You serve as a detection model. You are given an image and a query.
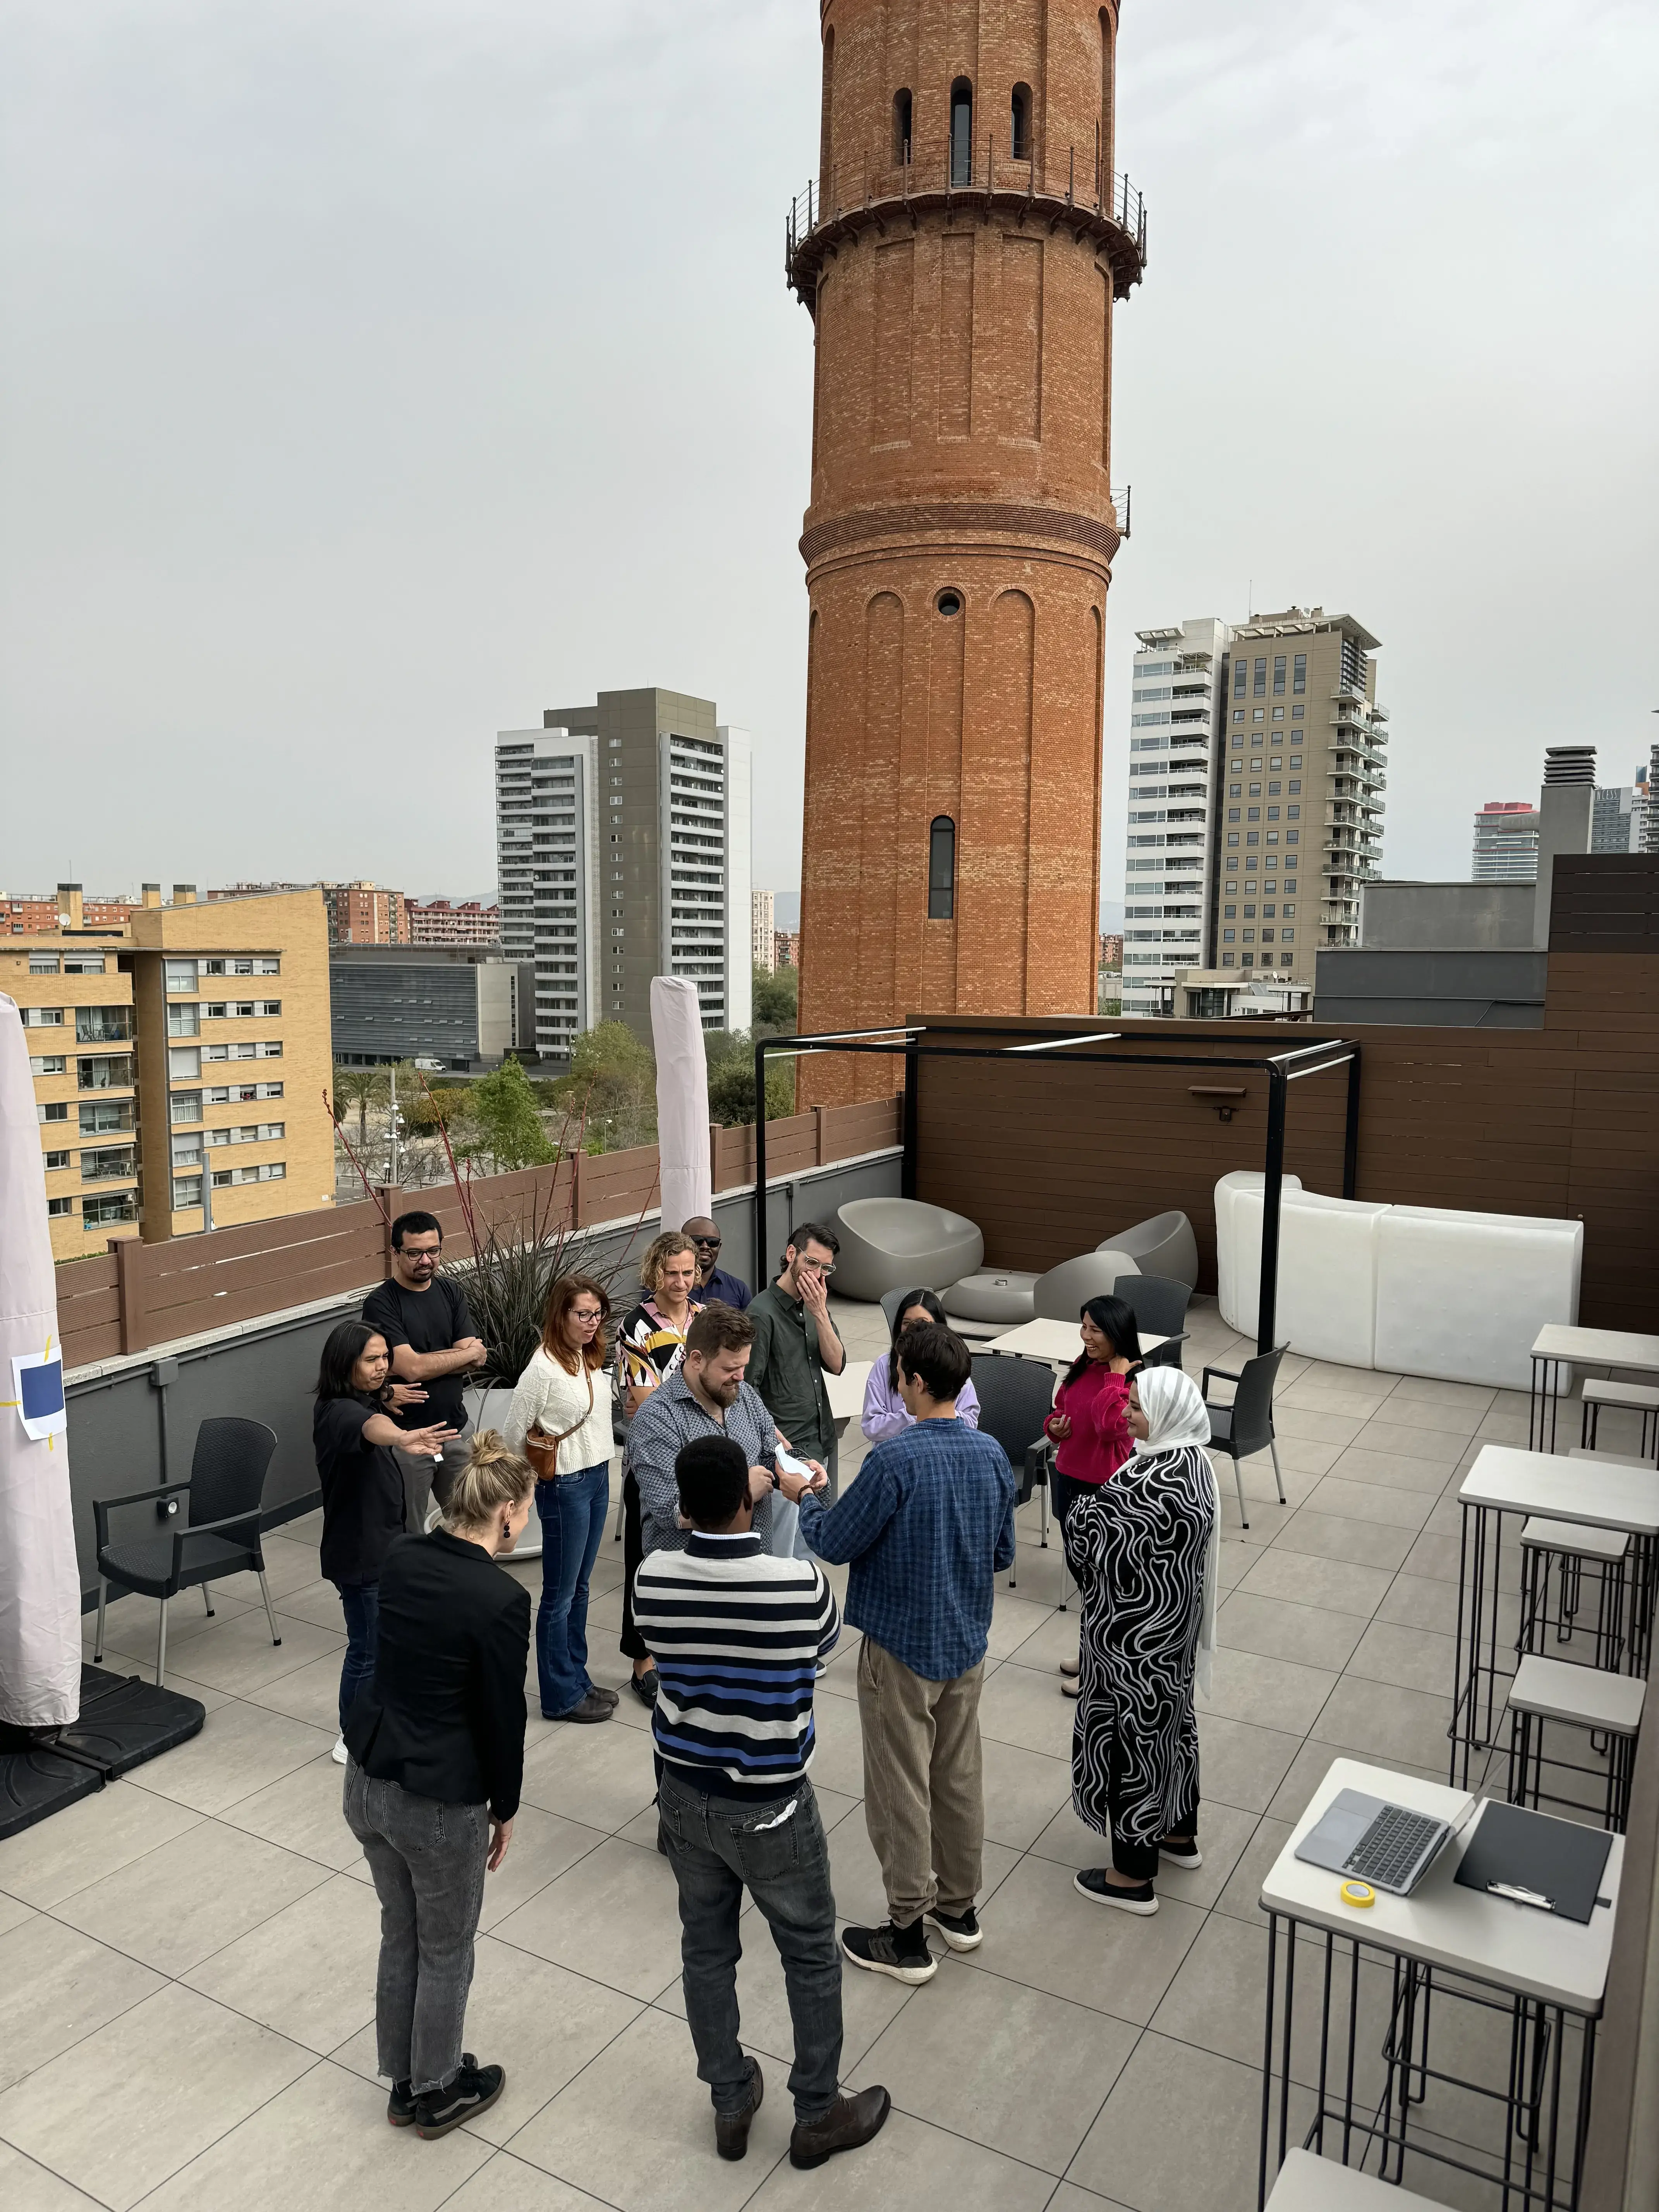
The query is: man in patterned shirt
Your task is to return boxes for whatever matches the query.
[799,1322,1015,1985]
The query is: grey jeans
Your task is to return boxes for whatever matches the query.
[656,1764,843,2124]
[343,1761,488,2095]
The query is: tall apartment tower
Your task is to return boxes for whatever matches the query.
[1472,802,1540,882]
[785,2,1147,1092]
[751,887,776,972]
[1120,618,1230,1016]
[496,689,751,1059]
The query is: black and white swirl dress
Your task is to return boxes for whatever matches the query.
[1065,1440,1216,1851]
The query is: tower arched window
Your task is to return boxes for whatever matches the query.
[1011,83,1032,161]
[950,79,973,187]
[893,89,913,166]
[928,817,957,920]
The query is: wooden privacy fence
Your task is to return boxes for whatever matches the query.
[56,1096,903,1370]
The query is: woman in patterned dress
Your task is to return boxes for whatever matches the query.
[1066,1365,1221,1917]
[613,1231,704,1703]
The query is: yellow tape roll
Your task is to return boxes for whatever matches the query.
[1340,1880,1376,1909]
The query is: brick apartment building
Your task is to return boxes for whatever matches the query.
[407,898,501,945]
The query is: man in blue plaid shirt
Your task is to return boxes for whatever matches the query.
[798,1322,1015,1985]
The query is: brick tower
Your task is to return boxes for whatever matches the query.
[787,1,1146,1096]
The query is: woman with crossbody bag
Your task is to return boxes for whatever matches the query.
[503,1274,618,1723]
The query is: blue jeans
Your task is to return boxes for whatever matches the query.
[534,1462,610,1716]
[657,1764,843,2124]
[335,1578,380,1735]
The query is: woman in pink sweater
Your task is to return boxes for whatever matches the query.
[1043,1295,1142,1695]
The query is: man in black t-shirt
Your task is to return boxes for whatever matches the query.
[363,1212,487,1521]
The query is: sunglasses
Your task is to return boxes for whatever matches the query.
[691,1235,721,1251]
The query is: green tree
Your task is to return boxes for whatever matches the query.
[752,962,799,1030]
[331,1066,387,1150]
[553,1021,658,1153]
[708,1048,795,1128]
[469,1058,556,1172]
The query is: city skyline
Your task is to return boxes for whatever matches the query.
[2,2,1654,916]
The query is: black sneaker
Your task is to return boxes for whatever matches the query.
[1159,1834,1203,1870]
[1073,1867,1158,1916]
[628,1669,659,1708]
[924,1903,982,1952]
[840,1920,937,1983]
[414,2060,506,2138]
[389,2054,473,2126]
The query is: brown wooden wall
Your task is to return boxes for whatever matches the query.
[912,935,1659,1333]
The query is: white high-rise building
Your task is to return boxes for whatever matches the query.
[496,688,752,1059]
[1120,618,1231,1017]
[1471,802,1540,883]
[751,887,776,972]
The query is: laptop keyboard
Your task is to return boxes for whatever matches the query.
[1343,1805,1444,1890]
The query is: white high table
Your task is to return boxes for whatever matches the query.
[823,1358,871,1436]
[1529,1324,1659,1453]
[1451,1445,1659,1789]
[1259,1757,1623,2212]
[984,1318,1169,1366]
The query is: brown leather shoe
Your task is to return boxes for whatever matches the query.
[714,2057,763,2161]
[789,2085,891,2170]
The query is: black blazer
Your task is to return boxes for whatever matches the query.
[345,1529,531,1819]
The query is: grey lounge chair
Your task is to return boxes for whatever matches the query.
[830,1198,983,1303]
[1097,1210,1199,1290]
[1032,1249,1140,1322]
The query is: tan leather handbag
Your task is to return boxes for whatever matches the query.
[525,1364,594,1481]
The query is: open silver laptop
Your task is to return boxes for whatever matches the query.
[1295,1789,1466,1897]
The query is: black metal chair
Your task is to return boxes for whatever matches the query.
[880,1287,914,1340]
[92,1417,280,1687]
[1112,1274,1192,1371]
[1202,1347,1288,1531]
[970,1350,1058,1589]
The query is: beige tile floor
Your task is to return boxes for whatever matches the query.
[0,1297,1632,2212]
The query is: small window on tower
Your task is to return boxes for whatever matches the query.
[950,78,974,185]
[928,817,957,920]
[893,89,913,165]
[1011,83,1032,160]
[936,589,962,617]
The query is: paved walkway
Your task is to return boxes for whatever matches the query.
[0,1296,1620,2212]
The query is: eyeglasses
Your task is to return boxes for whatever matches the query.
[571,1309,603,1325]
[690,1235,721,1251]
[797,1258,835,1277]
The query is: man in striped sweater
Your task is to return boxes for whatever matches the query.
[634,1433,890,2173]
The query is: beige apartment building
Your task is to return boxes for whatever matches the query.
[2,883,333,1263]
[1209,608,1388,989]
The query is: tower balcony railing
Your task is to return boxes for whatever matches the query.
[787,139,1147,307]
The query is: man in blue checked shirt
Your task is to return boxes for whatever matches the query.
[798,1322,1016,1986]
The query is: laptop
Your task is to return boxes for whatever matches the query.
[1294,1789,1472,1897]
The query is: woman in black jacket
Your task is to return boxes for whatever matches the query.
[313,1319,455,1764]
[343,1430,533,2139]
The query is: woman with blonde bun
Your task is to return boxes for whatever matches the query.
[343,1430,532,2141]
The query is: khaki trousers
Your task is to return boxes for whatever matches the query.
[856,1636,985,1928]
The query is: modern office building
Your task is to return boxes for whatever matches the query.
[1120,618,1230,1016]
[406,898,501,945]
[1,884,333,1260]
[752,888,776,973]
[1592,777,1643,855]
[1472,802,1540,883]
[330,945,526,1070]
[496,687,751,1058]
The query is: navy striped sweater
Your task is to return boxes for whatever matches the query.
[634,1530,840,1793]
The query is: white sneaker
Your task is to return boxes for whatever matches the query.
[331,1735,349,1766]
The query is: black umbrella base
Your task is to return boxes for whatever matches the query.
[0,1665,206,1841]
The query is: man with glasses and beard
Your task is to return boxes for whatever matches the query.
[364,1212,487,1523]
[682,1216,751,1311]
[745,1223,846,1521]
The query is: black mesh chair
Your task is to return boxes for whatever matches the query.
[92,1417,280,1687]
[1113,1274,1192,1371]
[970,1351,1058,1589]
[880,1287,915,1339]
[1202,1347,1288,1531]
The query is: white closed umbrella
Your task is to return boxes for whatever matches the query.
[651,977,711,1236]
[0,995,82,1728]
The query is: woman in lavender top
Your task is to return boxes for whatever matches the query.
[861,1289,982,1446]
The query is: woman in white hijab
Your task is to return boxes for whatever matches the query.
[1063,1365,1220,1917]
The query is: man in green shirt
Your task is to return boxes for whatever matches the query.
[746,1222,848,1525]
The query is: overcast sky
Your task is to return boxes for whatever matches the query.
[2,0,1655,915]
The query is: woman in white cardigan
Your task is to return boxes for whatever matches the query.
[504,1274,618,1724]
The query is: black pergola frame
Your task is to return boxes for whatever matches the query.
[752,1024,1362,1356]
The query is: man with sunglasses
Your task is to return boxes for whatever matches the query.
[682,1217,751,1312]
[745,1223,846,1531]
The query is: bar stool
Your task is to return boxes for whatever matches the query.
[1505,1652,1644,1831]
[1580,1377,1659,1460]
[1518,1515,1630,1671]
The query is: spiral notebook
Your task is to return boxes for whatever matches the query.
[1453,1801,1614,1925]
